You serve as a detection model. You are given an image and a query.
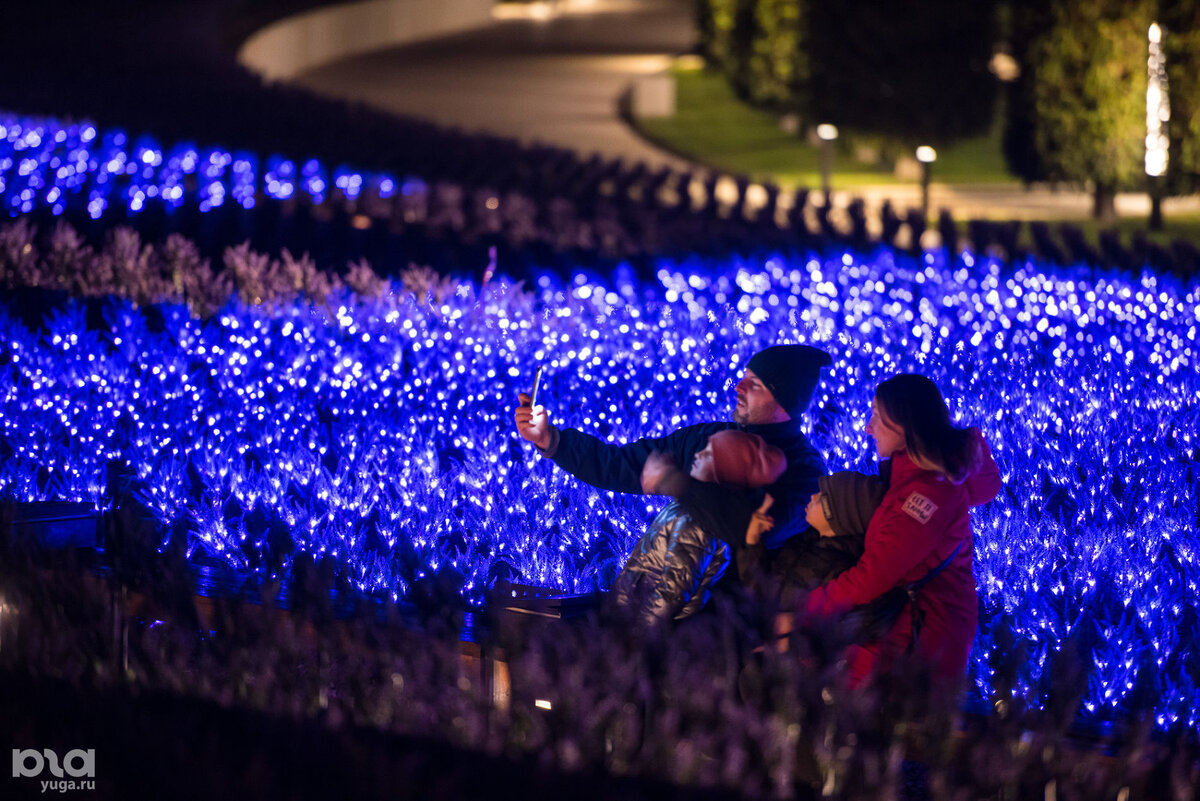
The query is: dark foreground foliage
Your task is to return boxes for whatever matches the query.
[1,515,1195,800]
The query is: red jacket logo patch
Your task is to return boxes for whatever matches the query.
[902,492,939,524]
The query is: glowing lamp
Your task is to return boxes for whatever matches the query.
[817,124,839,200]
[1145,22,1169,179]
[1146,23,1169,229]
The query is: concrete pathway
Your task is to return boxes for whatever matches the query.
[293,0,1199,222]
[295,0,696,171]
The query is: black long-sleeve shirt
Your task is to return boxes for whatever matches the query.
[547,418,827,550]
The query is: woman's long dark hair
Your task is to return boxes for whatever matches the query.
[874,374,978,482]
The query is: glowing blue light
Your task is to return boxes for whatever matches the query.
[0,110,1197,734]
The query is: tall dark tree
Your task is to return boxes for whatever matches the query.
[696,0,759,100]
[1028,0,1152,220]
[1008,0,1200,218]
[745,0,809,112]
[1160,1,1200,195]
[1002,0,1055,186]
[805,0,999,153]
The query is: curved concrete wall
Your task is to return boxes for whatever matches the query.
[238,0,496,82]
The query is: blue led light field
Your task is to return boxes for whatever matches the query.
[0,113,384,220]
[1,110,1198,732]
[2,245,1197,731]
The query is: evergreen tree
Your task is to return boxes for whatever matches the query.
[746,0,808,113]
[1001,0,1054,186]
[1007,0,1200,216]
[697,0,759,100]
[695,0,731,68]
[1160,1,1200,194]
[805,0,999,153]
[1032,0,1152,220]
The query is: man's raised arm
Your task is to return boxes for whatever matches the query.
[514,392,710,496]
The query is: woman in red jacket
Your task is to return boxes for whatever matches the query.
[803,374,1002,689]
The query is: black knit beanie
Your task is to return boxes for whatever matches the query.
[817,471,887,538]
[745,344,833,418]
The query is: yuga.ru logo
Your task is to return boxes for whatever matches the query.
[12,749,96,793]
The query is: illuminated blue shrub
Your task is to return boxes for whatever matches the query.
[0,108,1197,732]
[2,241,1197,731]
[0,113,387,221]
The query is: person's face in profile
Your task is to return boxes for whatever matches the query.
[804,492,825,528]
[805,492,836,537]
[865,398,906,458]
[733,369,785,425]
[689,441,717,482]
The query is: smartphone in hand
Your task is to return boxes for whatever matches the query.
[530,364,543,408]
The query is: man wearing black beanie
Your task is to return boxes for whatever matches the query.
[515,343,832,553]
[740,345,833,423]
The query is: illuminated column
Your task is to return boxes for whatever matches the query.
[1146,22,1169,230]
[817,124,838,202]
[916,146,937,222]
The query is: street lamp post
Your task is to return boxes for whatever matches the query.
[916,146,937,223]
[1146,22,1169,231]
[817,124,838,203]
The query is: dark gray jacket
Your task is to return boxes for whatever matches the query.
[610,500,730,625]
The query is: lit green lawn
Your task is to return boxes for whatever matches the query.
[635,67,1018,188]
[636,67,1200,246]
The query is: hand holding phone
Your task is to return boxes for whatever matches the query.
[530,364,543,409]
[515,365,555,451]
